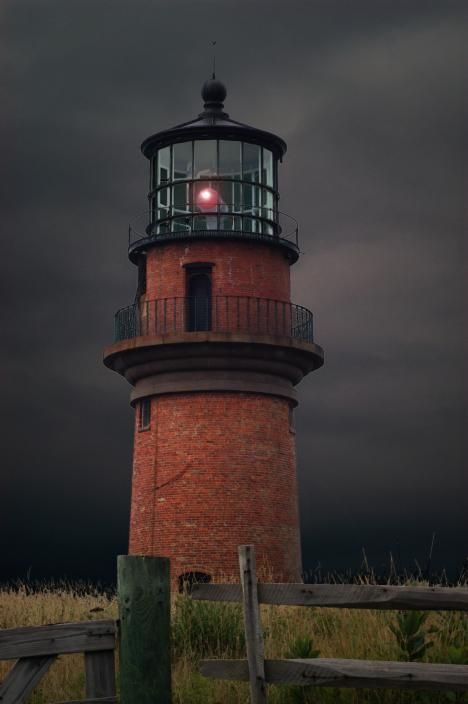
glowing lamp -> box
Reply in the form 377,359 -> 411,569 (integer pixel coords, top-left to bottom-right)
197,187 -> 218,211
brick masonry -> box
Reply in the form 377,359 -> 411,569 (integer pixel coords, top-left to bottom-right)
128,237 -> 302,584
144,239 -> 291,301
129,391 -> 302,582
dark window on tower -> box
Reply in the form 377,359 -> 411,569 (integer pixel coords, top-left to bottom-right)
289,405 -> 296,433
137,258 -> 147,296
186,264 -> 212,332
178,571 -> 212,594
139,398 -> 151,431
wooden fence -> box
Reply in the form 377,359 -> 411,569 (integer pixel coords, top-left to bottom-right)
0,555 -> 171,704
0,619 -> 117,704
2,550 -> 468,704
192,545 -> 468,704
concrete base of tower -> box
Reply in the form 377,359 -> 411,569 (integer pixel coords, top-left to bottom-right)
128,391 -> 303,584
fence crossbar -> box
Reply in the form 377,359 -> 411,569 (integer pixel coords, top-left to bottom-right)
0,620 -> 117,704
200,657 -> 468,691
0,620 -> 116,660
194,545 -> 468,700
191,582 -> 468,611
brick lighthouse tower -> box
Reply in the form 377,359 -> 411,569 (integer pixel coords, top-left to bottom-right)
104,77 -> 324,586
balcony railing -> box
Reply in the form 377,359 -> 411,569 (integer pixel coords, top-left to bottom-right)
114,296 -> 314,344
128,208 -> 299,253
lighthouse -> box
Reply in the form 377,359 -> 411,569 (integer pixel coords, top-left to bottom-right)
103,78 -> 324,586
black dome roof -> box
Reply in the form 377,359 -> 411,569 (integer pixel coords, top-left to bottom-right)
201,78 -> 227,106
141,78 -> 287,160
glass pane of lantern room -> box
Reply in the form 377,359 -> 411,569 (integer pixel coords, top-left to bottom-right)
194,140 -> 217,179
150,157 -> 157,191
243,143 -> 261,183
262,189 -> 274,234
219,141 -> 241,229
217,181 -> 233,230
242,183 -> 261,232
172,183 -> 191,232
252,185 -> 261,232
173,141 -> 193,181
173,183 -> 188,212
157,187 -> 170,233
219,141 -> 241,179
262,148 -> 273,187
157,146 -> 171,186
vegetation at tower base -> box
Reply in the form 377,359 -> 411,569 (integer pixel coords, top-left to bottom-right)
1,574 -> 468,703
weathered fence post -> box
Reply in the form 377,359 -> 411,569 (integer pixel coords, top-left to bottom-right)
117,555 -> 171,704
84,649 -> 116,700
238,545 -> 266,704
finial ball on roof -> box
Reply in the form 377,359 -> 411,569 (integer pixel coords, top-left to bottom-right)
201,78 -> 227,105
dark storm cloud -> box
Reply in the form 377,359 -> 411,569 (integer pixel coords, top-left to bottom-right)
0,0 -> 465,581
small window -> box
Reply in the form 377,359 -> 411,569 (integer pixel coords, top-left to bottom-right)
178,571 -> 212,594
137,258 -> 146,296
139,398 -> 151,431
289,406 -> 296,433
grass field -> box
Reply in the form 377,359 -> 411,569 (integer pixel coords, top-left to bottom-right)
0,578 -> 468,703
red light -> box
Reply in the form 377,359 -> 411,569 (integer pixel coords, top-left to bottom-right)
196,187 -> 218,211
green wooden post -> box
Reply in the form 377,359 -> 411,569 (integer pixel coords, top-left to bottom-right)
117,555 -> 171,704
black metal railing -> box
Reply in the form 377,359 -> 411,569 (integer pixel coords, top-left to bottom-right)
114,296 -> 314,344
128,207 -> 299,251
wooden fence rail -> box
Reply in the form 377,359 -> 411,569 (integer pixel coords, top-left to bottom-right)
192,545 -> 468,704
0,555 -> 173,704
0,620 -> 117,704
200,657 -> 468,691
191,582 -> 468,610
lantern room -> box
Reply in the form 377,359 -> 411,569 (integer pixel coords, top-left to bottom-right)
150,137 -> 276,235
129,78 -> 299,263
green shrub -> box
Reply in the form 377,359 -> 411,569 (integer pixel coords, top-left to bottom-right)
389,611 -> 433,661
285,635 -> 320,659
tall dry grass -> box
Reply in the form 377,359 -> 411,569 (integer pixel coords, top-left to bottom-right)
0,578 -> 467,703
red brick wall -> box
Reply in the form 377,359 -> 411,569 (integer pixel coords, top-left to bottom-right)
144,240 -> 291,302
129,392 -> 302,583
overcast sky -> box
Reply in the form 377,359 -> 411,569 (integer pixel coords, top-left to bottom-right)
1,0 -> 466,583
